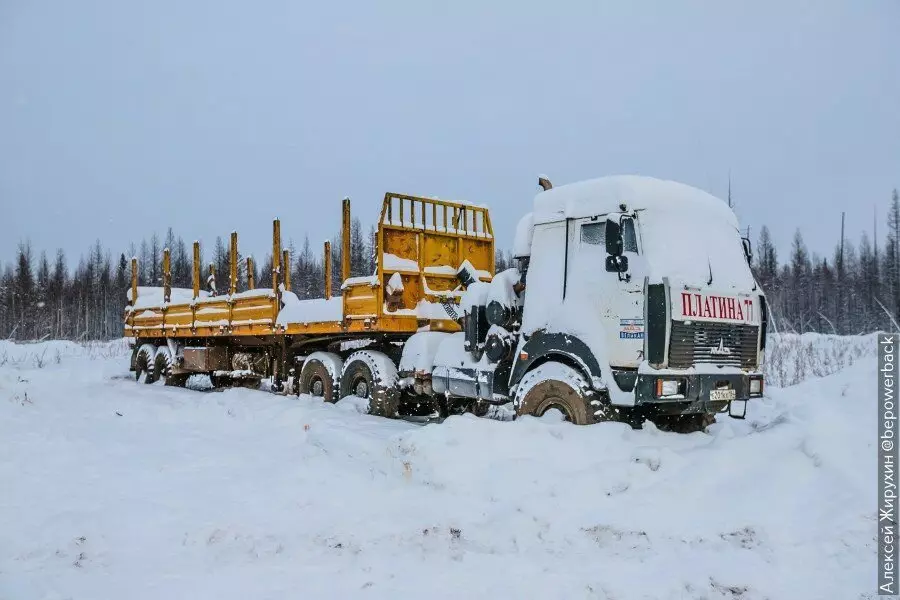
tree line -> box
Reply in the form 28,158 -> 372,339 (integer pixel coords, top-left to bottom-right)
0,189 -> 897,340
754,190 -> 900,335
0,220 -> 377,341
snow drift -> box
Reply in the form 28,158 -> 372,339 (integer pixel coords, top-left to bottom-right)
0,337 -> 876,599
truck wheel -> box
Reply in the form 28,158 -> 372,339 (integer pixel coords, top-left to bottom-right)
514,362 -> 603,425
135,343 -> 158,384
471,400 -> 491,417
154,346 -> 174,384
340,351 -> 399,417
298,352 -> 343,403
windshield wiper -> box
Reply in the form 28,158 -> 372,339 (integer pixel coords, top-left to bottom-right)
707,259 -> 714,286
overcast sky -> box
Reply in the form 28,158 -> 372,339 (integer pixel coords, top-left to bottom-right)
1,0 -> 898,267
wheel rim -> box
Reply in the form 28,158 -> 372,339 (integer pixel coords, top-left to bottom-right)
311,378 -> 324,397
354,379 -> 369,398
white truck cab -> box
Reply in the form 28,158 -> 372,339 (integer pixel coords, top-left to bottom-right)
415,175 -> 767,430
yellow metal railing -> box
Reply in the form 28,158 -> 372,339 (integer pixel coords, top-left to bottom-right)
380,193 -> 493,239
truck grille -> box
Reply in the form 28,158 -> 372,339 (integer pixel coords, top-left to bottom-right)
668,321 -> 759,369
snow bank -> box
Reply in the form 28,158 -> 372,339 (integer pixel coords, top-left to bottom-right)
0,339 -> 130,369
0,337 -> 876,599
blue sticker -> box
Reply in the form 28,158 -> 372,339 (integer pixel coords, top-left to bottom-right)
619,318 -> 644,339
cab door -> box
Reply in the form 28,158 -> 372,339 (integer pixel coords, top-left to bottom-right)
565,212 -> 645,368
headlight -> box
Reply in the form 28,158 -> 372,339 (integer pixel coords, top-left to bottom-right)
656,378 -> 684,397
750,378 -> 763,396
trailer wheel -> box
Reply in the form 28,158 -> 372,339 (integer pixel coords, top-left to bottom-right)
514,361 -> 606,425
154,346 -> 174,384
298,352 -> 343,403
135,343 -> 158,384
340,351 -> 399,417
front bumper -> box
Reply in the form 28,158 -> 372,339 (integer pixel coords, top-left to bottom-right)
633,372 -> 763,416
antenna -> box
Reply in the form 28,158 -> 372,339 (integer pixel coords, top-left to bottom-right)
727,171 -> 732,209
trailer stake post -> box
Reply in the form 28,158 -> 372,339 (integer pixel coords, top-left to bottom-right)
162,248 -> 171,303
192,242 -> 201,299
282,248 -> 291,291
342,197 -> 351,283
272,219 -> 282,292
324,240 -> 332,300
130,257 -> 138,307
230,231 -> 238,296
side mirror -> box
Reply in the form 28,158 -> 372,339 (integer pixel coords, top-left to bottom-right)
605,219 -> 623,256
606,255 -> 629,273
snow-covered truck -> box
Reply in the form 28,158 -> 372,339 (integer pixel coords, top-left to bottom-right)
125,176 -> 766,431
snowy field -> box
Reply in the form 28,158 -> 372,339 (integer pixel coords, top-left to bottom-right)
0,336 -> 877,599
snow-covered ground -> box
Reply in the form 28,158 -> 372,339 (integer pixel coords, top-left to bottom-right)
0,337 -> 876,599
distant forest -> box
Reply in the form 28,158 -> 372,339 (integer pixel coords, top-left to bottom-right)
1,189 -> 898,341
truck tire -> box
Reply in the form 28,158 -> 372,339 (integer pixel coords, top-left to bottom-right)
340,351 -> 400,418
135,343 -> 158,384
298,352 -> 343,403
514,361 -> 606,425
154,346 -> 173,384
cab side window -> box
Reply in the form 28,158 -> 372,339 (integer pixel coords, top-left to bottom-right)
622,217 -> 638,253
580,222 -> 605,246
580,218 -> 638,253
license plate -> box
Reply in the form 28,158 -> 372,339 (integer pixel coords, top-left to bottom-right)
710,388 -> 736,402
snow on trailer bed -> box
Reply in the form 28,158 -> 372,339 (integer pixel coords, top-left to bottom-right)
0,338 -> 874,599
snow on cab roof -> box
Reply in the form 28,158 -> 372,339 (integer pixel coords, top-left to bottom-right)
533,175 -> 738,227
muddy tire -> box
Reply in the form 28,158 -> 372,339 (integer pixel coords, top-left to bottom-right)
340,351 -> 399,418
471,400 -> 491,418
135,343 -> 158,384
298,352 -> 342,403
514,362 -> 608,425
154,346 -> 174,384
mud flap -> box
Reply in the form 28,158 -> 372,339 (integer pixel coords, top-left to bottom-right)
727,399 -> 748,419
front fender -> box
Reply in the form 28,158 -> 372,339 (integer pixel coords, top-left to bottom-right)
508,331 -> 603,390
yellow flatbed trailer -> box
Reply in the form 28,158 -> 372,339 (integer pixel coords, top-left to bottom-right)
125,193 -> 493,400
